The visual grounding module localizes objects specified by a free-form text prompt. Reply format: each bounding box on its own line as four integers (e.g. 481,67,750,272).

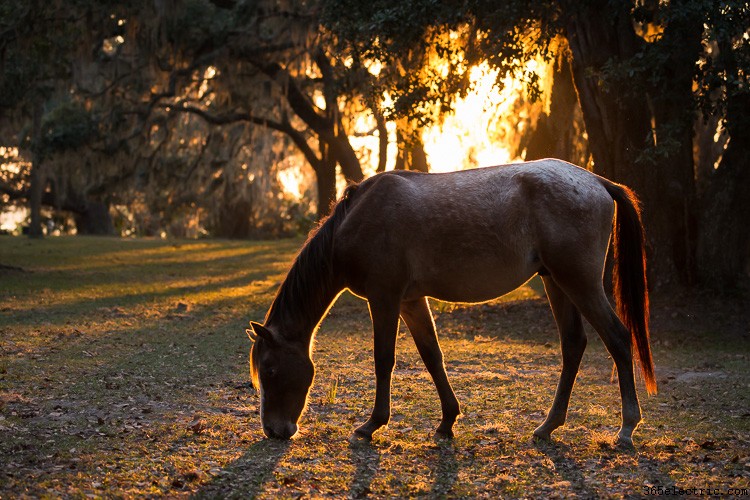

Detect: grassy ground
1,236,749,498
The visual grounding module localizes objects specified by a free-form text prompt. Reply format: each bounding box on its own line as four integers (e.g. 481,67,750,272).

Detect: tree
151,0,369,218
0,0,158,236
0,1,86,236
2,0,377,235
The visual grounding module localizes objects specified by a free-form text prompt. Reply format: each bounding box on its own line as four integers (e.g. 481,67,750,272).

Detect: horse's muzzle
263,422,298,440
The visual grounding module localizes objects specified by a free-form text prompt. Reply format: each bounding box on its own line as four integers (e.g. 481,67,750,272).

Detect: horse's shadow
347,437,459,498
532,435,679,496
192,438,290,498
194,435,460,497
532,438,590,492
429,439,460,496
348,441,381,498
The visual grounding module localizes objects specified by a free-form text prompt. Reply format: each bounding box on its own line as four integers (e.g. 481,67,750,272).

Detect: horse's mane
250,185,357,388
265,184,356,329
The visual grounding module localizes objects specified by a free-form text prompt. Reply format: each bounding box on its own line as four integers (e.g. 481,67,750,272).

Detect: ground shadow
348,441,381,498
532,438,593,495
192,438,291,498
429,438,459,496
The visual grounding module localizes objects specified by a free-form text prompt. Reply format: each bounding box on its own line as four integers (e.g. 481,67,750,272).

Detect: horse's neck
267,263,343,347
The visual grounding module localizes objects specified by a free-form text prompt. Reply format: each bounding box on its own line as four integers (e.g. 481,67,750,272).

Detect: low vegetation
1,237,748,497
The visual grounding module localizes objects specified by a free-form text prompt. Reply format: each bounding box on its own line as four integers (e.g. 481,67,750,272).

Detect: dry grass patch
1,236,749,497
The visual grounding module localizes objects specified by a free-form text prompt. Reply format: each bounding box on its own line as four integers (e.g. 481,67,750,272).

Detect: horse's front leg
352,296,401,441
401,297,460,438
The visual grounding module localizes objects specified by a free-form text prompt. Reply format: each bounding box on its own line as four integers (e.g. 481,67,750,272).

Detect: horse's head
247,321,314,439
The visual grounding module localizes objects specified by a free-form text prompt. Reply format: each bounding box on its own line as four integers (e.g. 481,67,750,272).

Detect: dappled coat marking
247,159,655,447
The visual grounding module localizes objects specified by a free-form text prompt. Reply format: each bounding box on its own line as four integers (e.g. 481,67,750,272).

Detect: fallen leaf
188,419,206,434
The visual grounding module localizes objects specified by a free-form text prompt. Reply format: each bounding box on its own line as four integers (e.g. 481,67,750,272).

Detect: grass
1,235,749,498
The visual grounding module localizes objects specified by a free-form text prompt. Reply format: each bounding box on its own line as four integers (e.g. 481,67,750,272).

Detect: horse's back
335,159,614,302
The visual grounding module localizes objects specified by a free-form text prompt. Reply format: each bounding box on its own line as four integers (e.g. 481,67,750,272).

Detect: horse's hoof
532,426,553,442
349,430,373,445
433,428,454,440
615,435,635,450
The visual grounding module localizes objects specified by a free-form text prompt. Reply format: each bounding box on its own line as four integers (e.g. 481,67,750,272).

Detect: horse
246,158,656,447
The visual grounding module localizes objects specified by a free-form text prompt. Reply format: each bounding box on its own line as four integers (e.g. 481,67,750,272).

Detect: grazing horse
247,159,656,447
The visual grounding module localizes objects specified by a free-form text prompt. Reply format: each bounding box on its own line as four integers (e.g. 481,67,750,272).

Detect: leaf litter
0,237,748,497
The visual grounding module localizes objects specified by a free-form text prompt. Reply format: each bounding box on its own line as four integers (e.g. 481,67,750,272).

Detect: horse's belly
406,255,536,304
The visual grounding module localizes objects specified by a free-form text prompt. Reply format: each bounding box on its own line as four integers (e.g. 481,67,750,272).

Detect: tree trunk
375,109,388,173
648,5,703,284
395,125,429,172
696,89,750,287
410,137,429,172
213,199,253,238
329,125,364,182
28,100,45,238
524,56,587,165
316,148,338,218
564,1,700,288
74,201,115,235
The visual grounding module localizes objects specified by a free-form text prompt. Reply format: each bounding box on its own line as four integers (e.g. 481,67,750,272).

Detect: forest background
2,0,748,290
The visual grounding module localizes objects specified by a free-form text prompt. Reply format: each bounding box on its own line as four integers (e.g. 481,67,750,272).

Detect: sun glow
275,58,550,203
423,60,549,172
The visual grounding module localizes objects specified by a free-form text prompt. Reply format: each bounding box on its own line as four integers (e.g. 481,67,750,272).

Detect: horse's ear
248,321,275,344
245,327,257,342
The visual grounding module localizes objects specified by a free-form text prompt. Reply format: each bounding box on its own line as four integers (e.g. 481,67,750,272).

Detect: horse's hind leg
533,276,587,440
352,296,401,441
401,297,461,438
560,284,642,447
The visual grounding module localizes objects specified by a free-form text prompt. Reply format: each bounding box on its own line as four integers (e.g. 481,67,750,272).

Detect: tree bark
696,83,750,286
374,107,388,173
648,4,703,284
563,0,701,287
524,56,587,165
28,100,45,238
316,151,337,218
73,200,115,235
395,124,429,172
330,122,365,182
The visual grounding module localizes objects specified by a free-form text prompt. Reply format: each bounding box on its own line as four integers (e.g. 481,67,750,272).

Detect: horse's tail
601,179,657,396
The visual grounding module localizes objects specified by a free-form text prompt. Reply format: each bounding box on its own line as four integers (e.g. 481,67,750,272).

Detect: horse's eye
267,366,277,378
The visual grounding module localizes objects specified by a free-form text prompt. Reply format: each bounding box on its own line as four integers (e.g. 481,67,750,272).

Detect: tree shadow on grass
192,438,291,498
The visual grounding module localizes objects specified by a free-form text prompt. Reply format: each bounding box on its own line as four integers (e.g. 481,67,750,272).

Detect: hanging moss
41,102,96,153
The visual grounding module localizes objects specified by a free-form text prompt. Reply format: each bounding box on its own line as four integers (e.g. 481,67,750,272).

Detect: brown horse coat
249,159,655,446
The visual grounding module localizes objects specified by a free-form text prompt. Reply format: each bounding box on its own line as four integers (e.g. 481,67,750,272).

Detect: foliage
695,1,750,118
166,0,231,51
323,0,559,122
41,102,97,154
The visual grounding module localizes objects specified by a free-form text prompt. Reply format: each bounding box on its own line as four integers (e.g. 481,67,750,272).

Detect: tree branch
238,53,333,134
173,102,324,173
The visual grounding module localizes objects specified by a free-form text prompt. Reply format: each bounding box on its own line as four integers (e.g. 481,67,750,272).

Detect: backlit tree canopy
1,0,748,288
